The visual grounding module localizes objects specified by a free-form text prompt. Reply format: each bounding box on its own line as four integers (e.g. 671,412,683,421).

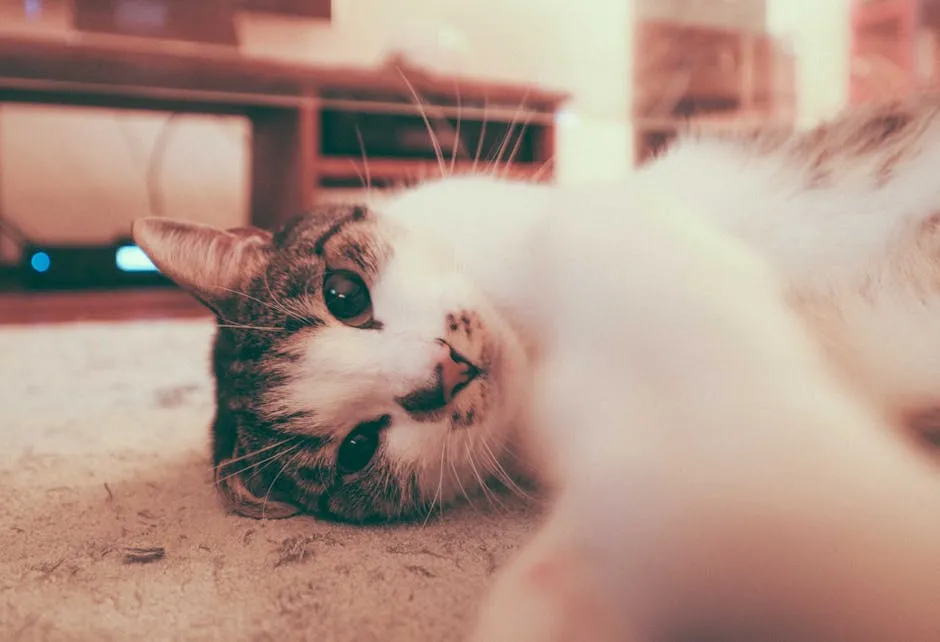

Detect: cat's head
132,203,529,523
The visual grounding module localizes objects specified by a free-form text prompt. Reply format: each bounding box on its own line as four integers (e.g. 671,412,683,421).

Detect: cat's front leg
468,514,643,642
906,406,940,448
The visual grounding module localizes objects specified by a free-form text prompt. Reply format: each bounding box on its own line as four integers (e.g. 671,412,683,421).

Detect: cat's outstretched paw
906,406,940,449
468,527,634,642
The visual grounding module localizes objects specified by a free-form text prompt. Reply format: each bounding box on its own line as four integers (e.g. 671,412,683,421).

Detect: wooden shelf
0,288,209,324
0,33,567,229
317,157,549,185
316,97,557,125
0,34,568,111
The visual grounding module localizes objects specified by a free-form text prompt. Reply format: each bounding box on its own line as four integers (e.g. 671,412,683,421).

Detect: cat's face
133,204,529,523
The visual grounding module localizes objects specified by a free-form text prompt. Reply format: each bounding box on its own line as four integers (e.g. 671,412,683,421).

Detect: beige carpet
0,319,540,641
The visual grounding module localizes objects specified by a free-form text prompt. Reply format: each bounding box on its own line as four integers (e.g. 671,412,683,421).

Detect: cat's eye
323,270,374,328
337,415,390,475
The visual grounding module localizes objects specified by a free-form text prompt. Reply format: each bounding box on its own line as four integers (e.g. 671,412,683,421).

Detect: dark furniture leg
248,103,316,230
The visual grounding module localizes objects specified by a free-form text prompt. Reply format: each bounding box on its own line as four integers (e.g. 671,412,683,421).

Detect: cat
133,204,533,522
466,181,940,642
132,95,940,524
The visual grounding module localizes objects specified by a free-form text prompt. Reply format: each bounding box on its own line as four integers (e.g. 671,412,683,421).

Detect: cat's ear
131,217,272,316
214,458,301,520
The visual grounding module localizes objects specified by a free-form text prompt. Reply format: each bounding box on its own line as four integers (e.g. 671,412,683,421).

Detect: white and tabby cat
466,180,940,641
134,96,940,642
133,96,940,523
133,96,940,637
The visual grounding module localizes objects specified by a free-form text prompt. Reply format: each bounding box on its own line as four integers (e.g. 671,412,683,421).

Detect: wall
636,0,765,29
0,0,857,260
0,0,633,259
766,0,851,129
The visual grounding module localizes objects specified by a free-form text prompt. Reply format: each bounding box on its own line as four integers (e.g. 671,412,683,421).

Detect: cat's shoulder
670,92,940,190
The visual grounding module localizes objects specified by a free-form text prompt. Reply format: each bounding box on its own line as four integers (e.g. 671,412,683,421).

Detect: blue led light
30,251,51,273
115,245,158,273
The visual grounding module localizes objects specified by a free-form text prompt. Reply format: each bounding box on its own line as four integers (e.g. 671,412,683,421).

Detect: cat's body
466,180,940,642
133,95,940,639
642,101,940,424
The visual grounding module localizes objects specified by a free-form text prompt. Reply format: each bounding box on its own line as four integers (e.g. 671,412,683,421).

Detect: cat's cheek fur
268,325,445,430
468,522,628,642
382,417,448,464
256,232,532,514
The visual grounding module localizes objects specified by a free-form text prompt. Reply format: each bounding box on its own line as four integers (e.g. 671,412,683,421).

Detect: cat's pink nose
395,342,481,416
435,341,480,402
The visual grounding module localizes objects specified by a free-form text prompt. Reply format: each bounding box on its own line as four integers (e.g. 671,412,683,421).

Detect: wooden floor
0,287,210,325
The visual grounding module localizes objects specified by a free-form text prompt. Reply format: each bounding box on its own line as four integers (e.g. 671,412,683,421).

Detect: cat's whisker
422,435,450,527
412,469,426,522
260,447,306,518
448,435,482,514
483,440,542,503
396,66,447,178
379,465,395,514
444,83,474,170
254,445,304,481
210,437,298,472
481,436,539,504
450,83,463,177
256,269,304,321
216,323,284,333
346,156,367,191
466,437,506,513
213,286,283,314
490,93,531,176
530,154,556,183
392,469,410,521
477,436,508,478
392,469,408,521
354,124,372,195
500,111,534,179
495,438,526,463
437,437,452,519
213,286,305,323
261,269,308,322
472,96,489,174
215,443,302,485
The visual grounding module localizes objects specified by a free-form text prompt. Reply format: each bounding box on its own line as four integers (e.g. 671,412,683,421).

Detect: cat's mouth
395,345,484,420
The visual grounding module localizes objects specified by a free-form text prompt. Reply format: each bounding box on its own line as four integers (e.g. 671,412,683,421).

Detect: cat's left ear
132,217,272,316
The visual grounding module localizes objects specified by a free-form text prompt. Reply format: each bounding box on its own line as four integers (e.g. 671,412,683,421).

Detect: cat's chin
386,325,535,514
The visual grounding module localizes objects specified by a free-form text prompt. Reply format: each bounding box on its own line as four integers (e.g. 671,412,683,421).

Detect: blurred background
2,5,934,639
0,0,927,317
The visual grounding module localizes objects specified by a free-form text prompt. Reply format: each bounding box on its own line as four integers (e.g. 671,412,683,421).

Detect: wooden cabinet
0,35,566,231
632,18,795,166
313,82,558,206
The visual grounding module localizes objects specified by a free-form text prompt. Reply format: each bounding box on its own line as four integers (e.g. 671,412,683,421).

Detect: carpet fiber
0,319,539,641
